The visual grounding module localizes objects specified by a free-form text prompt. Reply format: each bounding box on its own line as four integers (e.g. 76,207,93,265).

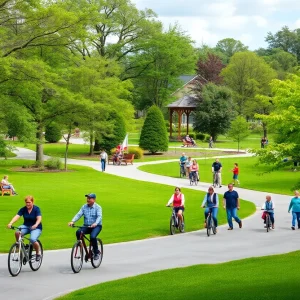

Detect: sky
132,0,300,50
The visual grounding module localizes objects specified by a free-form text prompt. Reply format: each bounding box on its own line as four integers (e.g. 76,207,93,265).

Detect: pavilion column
169,109,173,138
178,109,182,139
186,112,190,135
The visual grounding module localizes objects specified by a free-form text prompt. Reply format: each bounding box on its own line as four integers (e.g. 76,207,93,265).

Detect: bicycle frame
72,226,94,261
12,227,31,263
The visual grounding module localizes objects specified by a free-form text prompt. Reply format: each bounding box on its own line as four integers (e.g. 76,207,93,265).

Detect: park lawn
0,160,255,253
57,251,300,300
139,156,300,195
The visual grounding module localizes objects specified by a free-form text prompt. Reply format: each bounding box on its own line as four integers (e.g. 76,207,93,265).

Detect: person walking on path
223,184,242,230
231,163,240,186
209,136,213,148
100,150,108,172
288,190,300,230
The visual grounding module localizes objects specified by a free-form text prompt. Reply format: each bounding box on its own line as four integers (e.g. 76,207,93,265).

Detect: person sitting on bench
1,175,18,195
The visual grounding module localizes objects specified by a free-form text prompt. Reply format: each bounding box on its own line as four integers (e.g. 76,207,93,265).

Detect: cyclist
166,187,185,226
190,159,199,181
201,186,219,231
179,152,187,175
212,158,222,187
7,195,42,261
288,190,300,230
68,193,102,260
261,195,275,229
185,156,192,178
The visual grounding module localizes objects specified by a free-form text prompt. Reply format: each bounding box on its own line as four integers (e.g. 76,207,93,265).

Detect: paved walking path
0,148,298,300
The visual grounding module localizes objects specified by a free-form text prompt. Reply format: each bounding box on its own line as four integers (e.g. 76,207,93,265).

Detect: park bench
182,140,196,147
120,153,135,165
0,183,13,196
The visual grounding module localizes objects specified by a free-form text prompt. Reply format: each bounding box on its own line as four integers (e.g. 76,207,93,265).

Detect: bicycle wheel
29,240,43,271
71,241,83,273
266,215,271,232
195,175,198,186
212,218,217,235
179,215,185,233
206,216,212,237
170,216,176,235
91,239,103,268
8,243,22,277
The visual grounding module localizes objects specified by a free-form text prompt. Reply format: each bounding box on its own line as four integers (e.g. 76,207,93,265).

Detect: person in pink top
166,187,185,225
189,159,199,181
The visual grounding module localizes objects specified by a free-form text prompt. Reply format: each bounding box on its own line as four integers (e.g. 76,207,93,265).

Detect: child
232,163,240,186
261,195,275,229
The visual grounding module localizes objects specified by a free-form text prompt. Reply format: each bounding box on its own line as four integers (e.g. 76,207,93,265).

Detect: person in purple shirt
7,195,42,260
223,184,242,230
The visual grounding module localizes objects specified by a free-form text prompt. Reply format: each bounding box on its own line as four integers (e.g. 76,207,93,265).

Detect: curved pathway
0,148,298,300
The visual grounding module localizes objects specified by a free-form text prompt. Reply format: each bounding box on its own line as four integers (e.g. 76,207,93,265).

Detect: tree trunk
89,132,94,156
263,122,268,138
64,125,72,171
35,123,44,166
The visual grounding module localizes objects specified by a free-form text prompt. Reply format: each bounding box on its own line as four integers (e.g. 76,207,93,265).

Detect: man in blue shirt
69,193,102,260
223,184,242,230
212,158,222,187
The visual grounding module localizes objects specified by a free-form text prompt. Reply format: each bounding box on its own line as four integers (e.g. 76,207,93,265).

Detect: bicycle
179,163,186,178
213,171,220,188
262,210,272,232
70,225,103,273
205,208,217,237
190,171,198,186
168,206,185,235
7,226,43,277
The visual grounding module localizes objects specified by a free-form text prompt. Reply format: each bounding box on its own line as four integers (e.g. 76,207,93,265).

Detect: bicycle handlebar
70,225,92,228
8,226,21,230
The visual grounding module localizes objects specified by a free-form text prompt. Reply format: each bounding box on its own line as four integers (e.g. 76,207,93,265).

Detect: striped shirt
72,203,102,226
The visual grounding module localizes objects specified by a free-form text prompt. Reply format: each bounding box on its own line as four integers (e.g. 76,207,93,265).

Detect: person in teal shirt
288,190,300,230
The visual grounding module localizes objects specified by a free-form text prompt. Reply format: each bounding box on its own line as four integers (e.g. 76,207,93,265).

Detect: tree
193,83,234,141
45,123,62,143
221,52,277,116
227,116,250,152
139,106,168,153
215,38,248,63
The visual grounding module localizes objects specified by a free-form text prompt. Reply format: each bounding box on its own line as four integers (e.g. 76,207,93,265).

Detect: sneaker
219,185,222,188
272,225,275,229
93,254,100,260
292,226,295,230
264,225,267,228
239,220,242,228
204,222,207,228
298,225,300,229
36,254,41,261
227,227,233,230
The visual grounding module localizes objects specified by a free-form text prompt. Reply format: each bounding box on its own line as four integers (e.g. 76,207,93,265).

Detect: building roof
178,75,198,86
167,95,198,108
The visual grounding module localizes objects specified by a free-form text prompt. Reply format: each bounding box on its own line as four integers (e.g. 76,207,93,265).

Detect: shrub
196,133,205,141
139,106,168,154
45,157,62,170
45,123,62,143
128,147,143,159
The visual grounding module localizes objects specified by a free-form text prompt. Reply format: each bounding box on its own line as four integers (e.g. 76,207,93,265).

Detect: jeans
205,207,218,227
76,225,102,254
19,225,42,243
226,208,241,229
101,159,106,171
213,172,222,186
292,211,300,227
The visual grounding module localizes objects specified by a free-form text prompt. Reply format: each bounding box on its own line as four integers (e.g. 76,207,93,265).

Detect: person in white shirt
1,175,17,195
100,150,108,172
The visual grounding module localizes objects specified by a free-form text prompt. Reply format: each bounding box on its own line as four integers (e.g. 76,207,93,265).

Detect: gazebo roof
167,95,198,108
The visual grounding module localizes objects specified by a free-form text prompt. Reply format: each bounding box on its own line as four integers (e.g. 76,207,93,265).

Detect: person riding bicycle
7,195,42,261
212,158,222,187
261,195,275,229
166,187,185,226
179,153,187,175
68,193,102,260
185,156,192,178
190,159,199,181
201,186,219,231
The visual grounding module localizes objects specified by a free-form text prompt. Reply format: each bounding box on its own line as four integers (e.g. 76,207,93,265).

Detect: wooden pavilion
167,95,198,139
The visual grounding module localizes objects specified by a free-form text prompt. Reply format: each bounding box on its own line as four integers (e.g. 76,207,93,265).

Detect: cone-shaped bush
139,106,168,153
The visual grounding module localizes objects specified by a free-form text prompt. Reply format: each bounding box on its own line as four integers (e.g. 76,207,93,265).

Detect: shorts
174,206,184,213
19,225,42,243
233,174,238,179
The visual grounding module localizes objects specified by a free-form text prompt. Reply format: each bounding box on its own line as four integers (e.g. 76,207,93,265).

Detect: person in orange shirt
231,163,240,186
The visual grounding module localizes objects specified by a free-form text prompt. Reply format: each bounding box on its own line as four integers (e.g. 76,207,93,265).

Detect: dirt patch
12,167,73,173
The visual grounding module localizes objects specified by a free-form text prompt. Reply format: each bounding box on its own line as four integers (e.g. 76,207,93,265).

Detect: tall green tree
215,38,248,63
193,83,234,141
139,105,168,153
221,52,276,116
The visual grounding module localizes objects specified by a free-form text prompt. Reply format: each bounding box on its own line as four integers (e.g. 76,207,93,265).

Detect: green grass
139,156,300,195
0,160,255,252
57,251,300,300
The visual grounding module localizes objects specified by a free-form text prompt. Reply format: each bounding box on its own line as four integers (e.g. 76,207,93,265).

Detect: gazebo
167,95,198,139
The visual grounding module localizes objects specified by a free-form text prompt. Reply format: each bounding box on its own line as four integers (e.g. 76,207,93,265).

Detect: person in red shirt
166,187,185,225
232,163,240,186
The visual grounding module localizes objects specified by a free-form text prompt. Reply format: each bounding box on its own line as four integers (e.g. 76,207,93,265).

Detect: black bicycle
168,206,185,235
179,163,186,178
7,226,43,277
205,208,217,237
263,210,272,232
70,225,103,273
213,171,220,188
190,171,198,185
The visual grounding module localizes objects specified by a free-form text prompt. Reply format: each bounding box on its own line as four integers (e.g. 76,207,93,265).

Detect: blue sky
132,0,300,49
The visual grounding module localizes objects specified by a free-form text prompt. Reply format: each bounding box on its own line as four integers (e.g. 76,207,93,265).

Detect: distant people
185,135,192,143
265,136,269,146
209,136,213,148
288,190,300,230
190,159,199,181
190,137,196,146
1,175,17,195
261,195,275,229
231,163,240,186
212,158,222,188
100,150,108,172
261,137,266,148
223,184,242,230
166,187,185,226
179,153,187,175
113,149,122,164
